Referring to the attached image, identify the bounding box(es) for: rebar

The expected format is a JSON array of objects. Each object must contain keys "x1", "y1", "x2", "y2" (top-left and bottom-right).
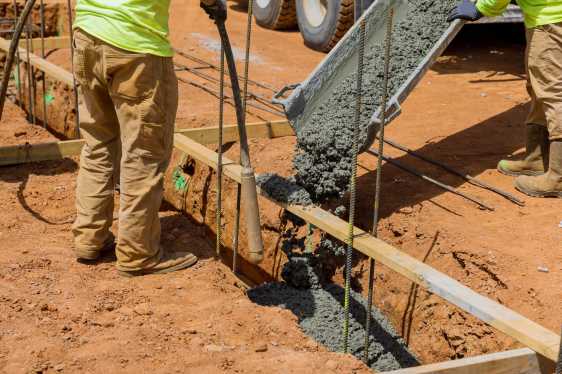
[
  {"x1": 12, "y1": 0, "x2": 23, "y2": 107},
  {"x1": 342, "y1": 15, "x2": 367, "y2": 354},
  {"x1": 364, "y1": 7, "x2": 394, "y2": 363},
  {"x1": 25, "y1": 11, "x2": 34, "y2": 124},
  {"x1": 367, "y1": 148, "x2": 495, "y2": 211},
  {"x1": 174, "y1": 48, "x2": 277, "y2": 92},
  {"x1": 216, "y1": 48, "x2": 225, "y2": 258},
  {"x1": 379, "y1": 136, "x2": 525, "y2": 206},
  {"x1": 39, "y1": 0, "x2": 46, "y2": 127},
  {"x1": 66, "y1": 0, "x2": 80, "y2": 137}
]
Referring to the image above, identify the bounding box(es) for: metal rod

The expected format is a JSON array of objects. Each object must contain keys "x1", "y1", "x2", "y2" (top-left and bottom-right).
[
  {"x1": 12, "y1": 0, "x2": 23, "y2": 107},
  {"x1": 343, "y1": 15, "x2": 367, "y2": 354},
  {"x1": 379, "y1": 136, "x2": 525, "y2": 206},
  {"x1": 39, "y1": 0, "x2": 47, "y2": 127},
  {"x1": 216, "y1": 48, "x2": 225, "y2": 258},
  {"x1": 175, "y1": 63, "x2": 282, "y2": 113},
  {"x1": 367, "y1": 148, "x2": 495, "y2": 211},
  {"x1": 364, "y1": 7, "x2": 394, "y2": 364},
  {"x1": 66, "y1": 0, "x2": 80, "y2": 138},
  {"x1": 177, "y1": 76, "x2": 283, "y2": 116},
  {"x1": 174, "y1": 48, "x2": 277, "y2": 92},
  {"x1": 25, "y1": 11, "x2": 35, "y2": 124}
]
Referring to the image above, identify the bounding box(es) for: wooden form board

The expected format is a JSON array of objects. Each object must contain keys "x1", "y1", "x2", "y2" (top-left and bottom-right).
[
  {"x1": 0, "y1": 38, "x2": 74, "y2": 86},
  {"x1": 0, "y1": 139, "x2": 83, "y2": 166},
  {"x1": 176, "y1": 119, "x2": 293, "y2": 145},
  {"x1": 383, "y1": 348, "x2": 554, "y2": 374},
  {"x1": 18, "y1": 36, "x2": 70, "y2": 51},
  {"x1": 0, "y1": 121, "x2": 293, "y2": 166},
  {"x1": 173, "y1": 132, "x2": 561, "y2": 363}
]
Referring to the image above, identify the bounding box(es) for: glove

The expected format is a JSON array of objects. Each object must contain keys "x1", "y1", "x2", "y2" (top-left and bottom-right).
[
  {"x1": 200, "y1": 0, "x2": 227, "y2": 23},
  {"x1": 447, "y1": 0, "x2": 483, "y2": 22}
]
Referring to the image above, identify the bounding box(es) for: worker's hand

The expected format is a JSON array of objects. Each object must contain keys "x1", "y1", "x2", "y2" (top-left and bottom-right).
[
  {"x1": 200, "y1": 0, "x2": 227, "y2": 23},
  {"x1": 447, "y1": 0, "x2": 483, "y2": 22}
]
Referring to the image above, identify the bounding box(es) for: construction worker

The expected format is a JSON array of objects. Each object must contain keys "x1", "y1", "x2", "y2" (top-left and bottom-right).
[
  {"x1": 448, "y1": 0, "x2": 562, "y2": 198},
  {"x1": 70, "y1": 1, "x2": 224, "y2": 276}
]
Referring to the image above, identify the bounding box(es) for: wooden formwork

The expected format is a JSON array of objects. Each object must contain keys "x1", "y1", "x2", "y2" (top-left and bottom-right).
[{"x1": 0, "y1": 42, "x2": 559, "y2": 373}]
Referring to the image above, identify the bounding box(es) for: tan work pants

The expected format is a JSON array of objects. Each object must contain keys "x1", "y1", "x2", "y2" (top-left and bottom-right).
[
  {"x1": 525, "y1": 22, "x2": 562, "y2": 140},
  {"x1": 71, "y1": 29, "x2": 178, "y2": 271}
]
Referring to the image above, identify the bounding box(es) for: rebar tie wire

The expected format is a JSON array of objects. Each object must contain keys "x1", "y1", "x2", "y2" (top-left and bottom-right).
[
  {"x1": 342, "y1": 15, "x2": 367, "y2": 354},
  {"x1": 364, "y1": 7, "x2": 394, "y2": 364},
  {"x1": 232, "y1": 0, "x2": 254, "y2": 273}
]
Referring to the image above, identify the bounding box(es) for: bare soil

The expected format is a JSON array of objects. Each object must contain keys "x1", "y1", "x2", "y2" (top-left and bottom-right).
[{"x1": 0, "y1": 0, "x2": 560, "y2": 372}]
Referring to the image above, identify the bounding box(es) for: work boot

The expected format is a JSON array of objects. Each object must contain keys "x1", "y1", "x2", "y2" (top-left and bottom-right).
[
  {"x1": 118, "y1": 251, "x2": 198, "y2": 277},
  {"x1": 515, "y1": 141, "x2": 562, "y2": 198},
  {"x1": 75, "y1": 234, "x2": 116, "y2": 262},
  {"x1": 497, "y1": 124, "x2": 549, "y2": 176}
]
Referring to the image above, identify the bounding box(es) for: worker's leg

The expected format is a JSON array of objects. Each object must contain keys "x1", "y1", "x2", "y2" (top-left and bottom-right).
[
  {"x1": 497, "y1": 27, "x2": 549, "y2": 176},
  {"x1": 515, "y1": 23, "x2": 562, "y2": 197},
  {"x1": 72, "y1": 29, "x2": 120, "y2": 260},
  {"x1": 104, "y1": 44, "x2": 196, "y2": 273}
]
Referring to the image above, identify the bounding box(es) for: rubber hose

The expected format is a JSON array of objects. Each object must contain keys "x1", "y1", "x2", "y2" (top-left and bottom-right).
[{"x1": 0, "y1": 0, "x2": 37, "y2": 122}]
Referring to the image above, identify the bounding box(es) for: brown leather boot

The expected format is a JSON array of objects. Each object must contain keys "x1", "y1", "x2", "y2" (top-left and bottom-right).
[
  {"x1": 515, "y1": 140, "x2": 562, "y2": 198},
  {"x1": 118, "y1": 250, "x2": 198, "y2": 277},
  {"x1": 75, "y1": 234, "x2": 116, "y2": 262},
  {"x1": 497, "y1": 124, "x2": 549, "y2": 176}
]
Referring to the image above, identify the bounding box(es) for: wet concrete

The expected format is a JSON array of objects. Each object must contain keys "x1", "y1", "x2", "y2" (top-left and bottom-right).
[
  {"x1": 256, "y1": 173, "x2": 313, "y2": 205},
  {"x1": 293, "y1": 0, "x2": 457, "y2": 201},
  {"x1": 248, "y1": 282, "x2": 419, "y2": 371}
]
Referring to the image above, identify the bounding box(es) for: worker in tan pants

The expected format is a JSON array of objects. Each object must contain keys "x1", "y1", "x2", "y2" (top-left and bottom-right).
[
  {"x1": 449, "y1": 0, "x2": 562, "y2": 198},
  {"x1": 71, "y1": 0, "x2": 198, "y2": 276}
]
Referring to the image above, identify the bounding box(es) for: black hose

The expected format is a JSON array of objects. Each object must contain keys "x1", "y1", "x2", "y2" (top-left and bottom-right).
[{"x1": 0, "y1": 0, "x2": 37, "y2": 122}]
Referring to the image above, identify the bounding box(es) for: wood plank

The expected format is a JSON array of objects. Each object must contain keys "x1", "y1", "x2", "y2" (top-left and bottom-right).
[
  {"x1": 0, "y1": 139, "x2": 83, "y2": 166},
  {"x1": 0, "y1": 38, "x2": 74, "y2": 86},
  {"x1": 18, "y1": 36, "x2": 70, "y2": 51},
  {"x1": 0, "y1": 120, "x2": 293, "y2": 166},
  {"x1": 172, "y1": 132, "x2": 561, "y2": 362},
  {"x1": 382, "y1": 348, "x2": 555, "y2": 374},
  {"x1": 176, "y1": 119, "x2": 292, "y2": 145}
]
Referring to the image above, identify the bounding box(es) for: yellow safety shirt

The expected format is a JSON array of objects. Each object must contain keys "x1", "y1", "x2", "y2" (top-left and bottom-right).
[{"x1": 74, "y1": 0, "x2": 173, "y2": 57}]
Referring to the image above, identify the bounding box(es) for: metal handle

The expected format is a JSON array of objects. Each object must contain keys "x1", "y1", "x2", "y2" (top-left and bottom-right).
[{"x1": 241, "y1": 167, "x2": 264, "y2": 264}]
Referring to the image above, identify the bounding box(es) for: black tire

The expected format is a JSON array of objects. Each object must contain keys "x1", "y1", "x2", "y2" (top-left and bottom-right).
[
  {"x1": 253, "y1": 0, "x2": 297, "y2": 30},
  {"x1": 296, "y1": 0, "x2": 354, "y2": 52}
]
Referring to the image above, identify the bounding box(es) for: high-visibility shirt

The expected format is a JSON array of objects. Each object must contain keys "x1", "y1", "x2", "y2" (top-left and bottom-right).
[
  {"x1": 476, "y1": 0, "x2": 562, "y2": 28},
  {"x1": 74, "y1": 0, "x2": 173, "y2": 57}
]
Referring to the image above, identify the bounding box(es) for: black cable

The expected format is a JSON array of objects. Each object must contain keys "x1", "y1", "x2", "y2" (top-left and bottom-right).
[{"x1": 0, "y1": 0, "x2": 37, "y2": 122}]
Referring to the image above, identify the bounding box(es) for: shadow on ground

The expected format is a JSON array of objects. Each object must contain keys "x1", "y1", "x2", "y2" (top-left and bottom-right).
[{"x1": 0, "y1": 158, "x2": 78, "y2": 225}]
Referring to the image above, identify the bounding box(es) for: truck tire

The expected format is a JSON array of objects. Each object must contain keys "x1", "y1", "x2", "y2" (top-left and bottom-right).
[
  {"x1": 296, "y1": 0, "x2": 354, "y2": 52},
  {"x1": 253, "y1": 0, "x2": 297, "y2": 30}
]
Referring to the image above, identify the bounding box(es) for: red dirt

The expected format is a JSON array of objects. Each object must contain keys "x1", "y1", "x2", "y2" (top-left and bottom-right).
[{"x1": 0, "y1": 0, "x2": 560, "y2": 372}]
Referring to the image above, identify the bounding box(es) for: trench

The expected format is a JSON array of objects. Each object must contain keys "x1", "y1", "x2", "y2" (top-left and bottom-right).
[{"x1": 0, "y1": 1, "x2": 466, "y2": 370}]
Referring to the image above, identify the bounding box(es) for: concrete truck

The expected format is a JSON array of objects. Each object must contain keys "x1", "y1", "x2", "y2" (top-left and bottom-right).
[{"x1": 249, "y1": 0, "x2": 523, "y2": 52}]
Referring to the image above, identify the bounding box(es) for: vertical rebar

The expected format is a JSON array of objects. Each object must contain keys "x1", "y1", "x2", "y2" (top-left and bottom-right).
[
  {"x1": 232, "y1": 0, "x2": 254, "y2": 272},
  {"x1": 39, "y1": 0, "x2": 46, "y2": 127},
  {"x1": 216, "y1": 47, "x2": 225, "y2": 258},
  {"x1": 24, "y1": 11, "x2": 35, "y2": 124},
  {"x1": 363, "y1": 7, "x2": 394, "y2": 363},
  {"x1": 342, "y1": 16, "x2": 367, "y2": 354},
  {"x1": 66, "y1": 0, "x2": 80, "y2": 137},
  {"x1": 556, "y1": 329, "x2": 562, "y2": 374},
  {"x1": 12, "y1": 0, "x2": 22, "y2": 106}
]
